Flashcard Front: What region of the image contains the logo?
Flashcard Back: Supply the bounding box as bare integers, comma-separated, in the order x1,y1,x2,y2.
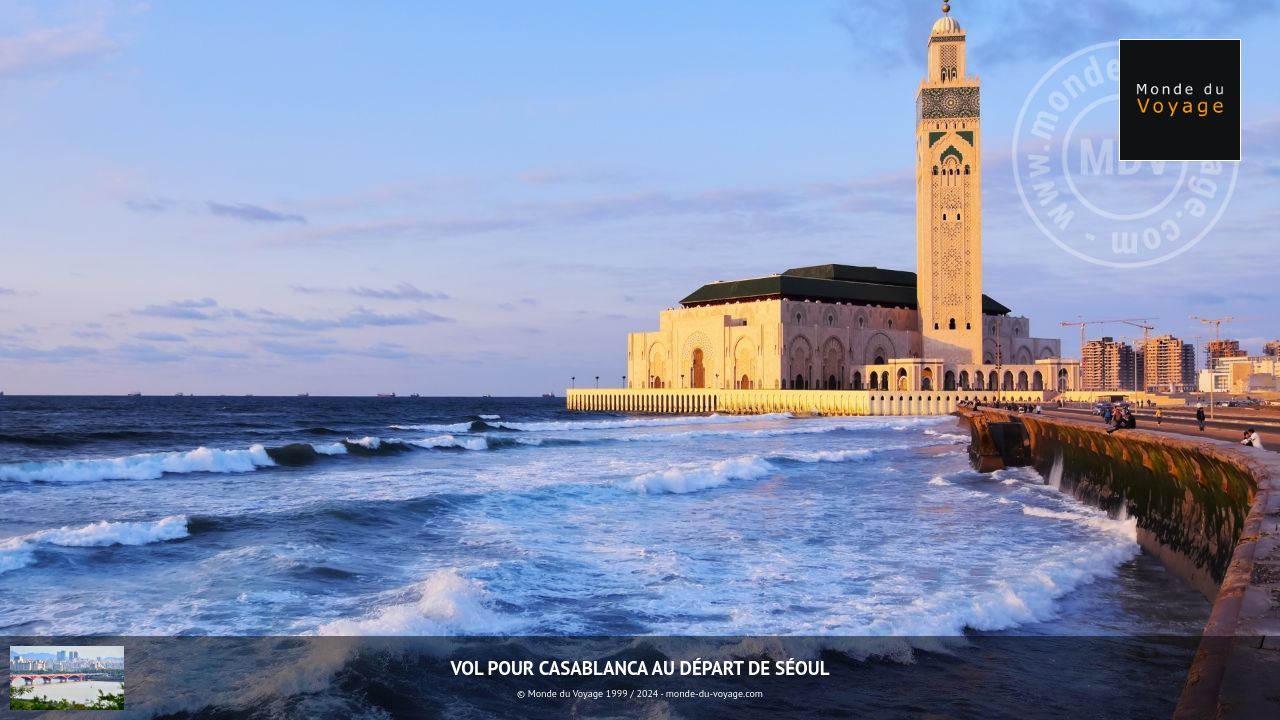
1012,42,1237,268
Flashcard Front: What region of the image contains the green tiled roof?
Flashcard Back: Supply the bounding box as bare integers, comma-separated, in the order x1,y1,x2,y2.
679,263,1012,315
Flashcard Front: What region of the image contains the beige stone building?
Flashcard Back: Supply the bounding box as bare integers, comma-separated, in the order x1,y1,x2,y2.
1142,335,1197,393
624,5,1076,398
1081,337,1136,391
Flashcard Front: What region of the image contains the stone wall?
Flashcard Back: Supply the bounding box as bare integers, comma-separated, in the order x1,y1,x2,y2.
961,409,1280,719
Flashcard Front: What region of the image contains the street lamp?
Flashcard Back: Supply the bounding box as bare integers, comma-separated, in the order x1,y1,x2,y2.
571,376,575,389
681,373,685,388
715,373,719,389
622,375,627,388
595,375,599,388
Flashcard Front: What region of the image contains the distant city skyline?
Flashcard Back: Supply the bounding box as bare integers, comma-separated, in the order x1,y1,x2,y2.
11,645,124,660
1,1,1277,395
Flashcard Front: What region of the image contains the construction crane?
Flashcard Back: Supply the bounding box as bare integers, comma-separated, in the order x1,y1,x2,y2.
1190,315,1234,343
1059,317,1160,356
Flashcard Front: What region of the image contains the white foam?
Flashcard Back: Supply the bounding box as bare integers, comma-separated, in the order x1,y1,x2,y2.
767,448,880,463
1021,504,1138,538
927,475,951,486
409,435,488,451
389,422,472,433
0,516,190,575
479,414,501,420
626,456,774,495
311,443,348,455
346,436,383,449
315,568,515,635
0,446,274,483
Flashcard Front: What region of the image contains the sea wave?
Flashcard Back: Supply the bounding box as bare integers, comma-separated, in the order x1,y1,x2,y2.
0,515,190,575
0,445,275,483
315,568,516,635
627,456,774,494
626,447,897,495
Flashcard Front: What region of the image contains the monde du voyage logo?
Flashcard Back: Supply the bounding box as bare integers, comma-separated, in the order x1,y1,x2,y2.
1013,39,1240,268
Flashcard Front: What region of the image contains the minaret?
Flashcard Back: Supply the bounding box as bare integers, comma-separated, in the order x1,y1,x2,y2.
916,1,982,365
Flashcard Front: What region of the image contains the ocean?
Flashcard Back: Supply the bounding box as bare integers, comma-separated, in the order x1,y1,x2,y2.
0,396,1211,717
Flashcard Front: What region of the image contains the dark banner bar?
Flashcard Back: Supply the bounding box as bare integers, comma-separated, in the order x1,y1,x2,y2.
3,635,1204,719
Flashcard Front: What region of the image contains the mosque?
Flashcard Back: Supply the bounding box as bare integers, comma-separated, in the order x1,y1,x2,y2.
620,3,1079,400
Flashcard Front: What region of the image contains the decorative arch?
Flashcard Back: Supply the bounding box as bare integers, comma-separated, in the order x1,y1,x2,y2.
1015,347,1033,365
733,337,758,389
821,337,845,390
647,342,669,389
1039,346,1056,359
943,370,955,391
1016,370,1028,390
921,367,934,391
681,331,712,388
863,332,896,365
1032,371,1044,390
1057,368,1069,391
788,336,812,389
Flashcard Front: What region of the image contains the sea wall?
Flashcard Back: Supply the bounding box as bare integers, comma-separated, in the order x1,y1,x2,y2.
566,388,1049,416
961,409,1280,719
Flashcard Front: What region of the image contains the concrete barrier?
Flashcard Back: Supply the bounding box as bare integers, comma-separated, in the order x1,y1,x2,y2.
961,408,1280,719
566,388,1051,416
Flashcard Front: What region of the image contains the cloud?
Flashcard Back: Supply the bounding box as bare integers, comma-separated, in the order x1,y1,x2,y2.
0,19,122,79
113,343,184,363
0,344,99,362
124,197,177,214
294,283,450,301
349,283,449,301
208,202,307,224
132,331,186,343
0,287,14,295
497,297,540,311
258,340,418,361
131,298,223,320
246,306,452,332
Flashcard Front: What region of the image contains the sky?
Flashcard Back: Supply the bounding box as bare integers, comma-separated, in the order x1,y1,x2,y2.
0,0,1277,396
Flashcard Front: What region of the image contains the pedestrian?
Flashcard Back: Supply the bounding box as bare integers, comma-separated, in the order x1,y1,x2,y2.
1196,404,1206,432
1240,428,1265,451
1155,408,1163,426
1103,405,1113,425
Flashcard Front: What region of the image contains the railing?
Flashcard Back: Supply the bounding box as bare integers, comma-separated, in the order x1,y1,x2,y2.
566,388,1053,416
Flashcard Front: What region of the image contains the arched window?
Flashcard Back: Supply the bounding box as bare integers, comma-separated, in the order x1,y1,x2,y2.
874,355,885,365
858,316,866,328
869,371,878,390
853,371,863,390
948,318,956,330
887,319,893,330
795,312,803,324
943,370,955,391
934,323,939,330
826,314,835,327
932,165,939,175
964,164,970,174
959,370,969,389
897,368,909,391
795,374,806,390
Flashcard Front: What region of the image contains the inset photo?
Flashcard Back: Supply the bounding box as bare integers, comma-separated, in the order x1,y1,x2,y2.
9,646,124,711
